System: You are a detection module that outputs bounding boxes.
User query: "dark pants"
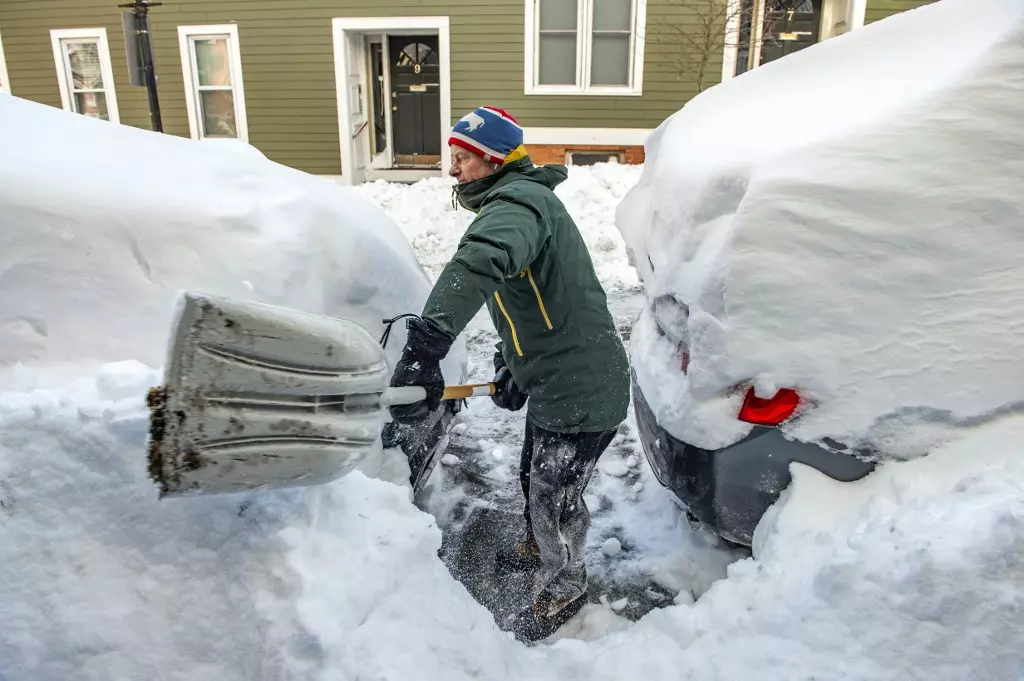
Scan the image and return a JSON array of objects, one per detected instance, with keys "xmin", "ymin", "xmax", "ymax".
[{"xmin": 519, "ymin": 421, "xmax": 618, "ymax": 602}]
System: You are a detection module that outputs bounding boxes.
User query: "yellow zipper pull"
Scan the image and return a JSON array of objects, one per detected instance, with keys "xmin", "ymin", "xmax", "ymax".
[
  {"xmin": 493, "ymin": 291, "xmax": 524, "ymax": 357},
  {"xmin": 526, "ymin": 267, "xmax": 554, "ymax": 330}
]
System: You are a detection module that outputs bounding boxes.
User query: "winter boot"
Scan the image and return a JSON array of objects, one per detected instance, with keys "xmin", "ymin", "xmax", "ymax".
[
  {"xmin": 510, "ymin": 588, "xmax": 586, "ymax": 643},
  {"xmin": 495, "ymin": 532, "xmax": 542, "ymax": 572}
]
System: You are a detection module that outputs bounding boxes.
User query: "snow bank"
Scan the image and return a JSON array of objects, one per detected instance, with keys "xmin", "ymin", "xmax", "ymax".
[
  {"xmin": 3, "ymin": 367, "xmax": 1022, "ymax": 680},
  {"xmin": 0, "ymin": 96, "xmax": 464, "ymax": 387},
  {"xmin": 619, "ymin": 0, "xmax": 1024, "ymax": 453},
  {"xmin": 0, "ymin": 365, "xmax": 523, "ymax": 680},
  {"xmin": 355, "ymin": 163, "xmax": 641, "ymax": 294}
]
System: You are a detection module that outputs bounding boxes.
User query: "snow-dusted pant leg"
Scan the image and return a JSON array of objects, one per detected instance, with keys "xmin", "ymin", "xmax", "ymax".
[{"xmin": 523, "ymin": 423, "xmax": 618, "ymax": 602}]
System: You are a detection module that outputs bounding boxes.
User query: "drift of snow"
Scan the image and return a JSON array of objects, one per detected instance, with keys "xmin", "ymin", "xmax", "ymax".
[
  {"xmin": 354, "ymin": 164, "xmax": 641, "ymax": 295},
  {"xmin": 3, "ymin": 365, "xmax": 1022, "ymax": 679},
  {"xmin": 0, "ymin": 95, "xmax": 465, "ymax": 389},
  {"xmin": 620, "ymin": 0, "xmax": 1024, "ymax": 454}
]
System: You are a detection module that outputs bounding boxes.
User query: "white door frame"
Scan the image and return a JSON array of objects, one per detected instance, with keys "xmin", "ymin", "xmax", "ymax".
[
  {"xmin": 332, "ymin": 16, "xmax": 451, "ymax": 185},
  {"xmin": 0, "ymin": 27, "xmax": 11, "ymax": 94}
]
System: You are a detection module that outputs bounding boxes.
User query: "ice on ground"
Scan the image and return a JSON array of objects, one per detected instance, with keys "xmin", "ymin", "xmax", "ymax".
[
  {"xmin": 620, "ymin": 0, "xmax": 1024, "ymax": 454},
  {"xmin": 0, "ymin": 95, "xmax": 465, "ymax": 388},
  {"xmin": 441, "ymin": 454, "xmax": 462, "ymax": 467},
  {"xmin": 3, "ymin": 367, "xmax": 1023, "ymax": 679}
]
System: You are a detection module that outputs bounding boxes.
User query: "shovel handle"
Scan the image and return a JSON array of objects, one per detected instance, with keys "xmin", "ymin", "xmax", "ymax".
[{"xmin": 384, "ymin": 383, "xmax": 496, "ymax": 406}]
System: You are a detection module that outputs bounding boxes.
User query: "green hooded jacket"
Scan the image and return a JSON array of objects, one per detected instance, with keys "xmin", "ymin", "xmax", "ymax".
[{"xmin": 421, "ymin": 158, "xmax": 629, "ymax": 434}]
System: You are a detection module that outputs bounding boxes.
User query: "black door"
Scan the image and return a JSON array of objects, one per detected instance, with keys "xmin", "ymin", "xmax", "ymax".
[
  {"xmin": 389, "ymin": 35, "xmax": 441, "ymax": 166},
  {"xmin": 760, "ymin": 0, "xmax": 822, "ymax": 65}
]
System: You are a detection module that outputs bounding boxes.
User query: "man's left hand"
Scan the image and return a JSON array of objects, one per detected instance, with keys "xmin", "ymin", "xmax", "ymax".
[{"xmin": 388, "ymin": 317, "xmax": 453, "ymax": 424}]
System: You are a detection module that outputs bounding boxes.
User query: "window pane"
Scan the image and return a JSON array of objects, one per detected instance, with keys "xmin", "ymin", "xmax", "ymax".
[
  {"xmin": 593, "ymin": 0, "xmax": 632, "ymax": 31},
  {"xmin": 65, "ymin": 41, "xmax": 103, "ymax": 90},
  {"xmin": 73, "ymin": 91, "xmax": 109, "ymax": 120},
  {"xmin": 194, "ymin": 38, "xmax": 232, "ymax": 87},
  {"xmin": 538, "ymin": 34, "xmax": 577, "ymax": 85},
  {"xmin": 590, "ymin": 34, "xmax": 630, "ymax": 86},
  {"xmin": 539, "ymin": 0, "xmax": 578, "ymax": 31},
  {"xmin": 199, "ymin": 90, "xmax": 237, "ymax": 137}
]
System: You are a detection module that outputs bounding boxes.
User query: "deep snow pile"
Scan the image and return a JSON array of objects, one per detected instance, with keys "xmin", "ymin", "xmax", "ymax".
[
  {"xmin": 354, "ymin": 163, "xmax": 641, "ymax": 294},
  {"xmin": 619, "ymin": 0, "xmax": 1024, "ymax": 454},
  {"xmin": 4, "ymin": 0, "xmax": 1024, "ymax": 676},
  {"xmin": 0, "ymin": 95, "xmax": 464, "ymax": 388},
  {"xmin": 2, "ymin": 365, "xmax": 1022, "ymax": 680}
]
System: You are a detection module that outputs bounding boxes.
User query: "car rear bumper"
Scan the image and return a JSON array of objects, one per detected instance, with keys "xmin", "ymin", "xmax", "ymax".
[{"xmin": 632, "ymin": 373, "xmax": 874, "ymax": 546}]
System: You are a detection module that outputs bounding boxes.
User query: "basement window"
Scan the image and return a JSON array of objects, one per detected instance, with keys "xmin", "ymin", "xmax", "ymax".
[
  {"xmin": 566, "ymin": 151, "xmax": 623, "ymax": 166},
  {"xmin": 50, "ymin": 28, "xmax": 120, "ymax": 123},
  {"xmin": 178, "ymin": 25, "xmax": 249, "ymax": 141}
]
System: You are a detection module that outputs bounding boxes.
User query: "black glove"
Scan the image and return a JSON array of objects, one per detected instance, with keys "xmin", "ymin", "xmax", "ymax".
[
  {"xmin": 389, "ymin": 317, "xmax": 453, "ymax": 425},
  {"xmin": 491, "ymin": 352, "xmax": 527, "ymax": 412}
]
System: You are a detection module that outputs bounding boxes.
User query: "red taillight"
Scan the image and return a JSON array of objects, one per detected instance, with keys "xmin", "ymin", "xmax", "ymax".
[
  {"xmin": 680, "ymin": 350, "xmax": 690, "ymax": 373},
  {"xmin": 738, "ymin": 387, "xmax": 800, "ymax": 426}
]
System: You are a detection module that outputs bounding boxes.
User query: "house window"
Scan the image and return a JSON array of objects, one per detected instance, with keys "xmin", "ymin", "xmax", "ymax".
[
  {"xmin": 178, "ymin": 25, "xmax": 248, "ymax": 141},
  {"xmin": 525, "ymin": 0, "xmax": 647, "ymax": 96},
  {"xmin": 49, "ymin": 29, "xmax": 120, "ymax": 122}
]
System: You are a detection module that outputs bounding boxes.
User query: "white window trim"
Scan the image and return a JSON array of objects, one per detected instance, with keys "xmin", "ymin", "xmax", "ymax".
[
  {"xmin": 0, "ymin": 27, "xmax": 11, "ymax": 94},
  {"xmin": 524, "ymin": 0, "xmax": 647, "ymax": 96},
  {"xmin": 178, "ymin": 24, "xmax": 249, "ymax": 142},
  {"xmin": 523, "ymin": 127, "xmax": 650, "ymax": 145},
  {"xmin": 49, "ymin": 28, "xmax": 120, "ymax": 123}
]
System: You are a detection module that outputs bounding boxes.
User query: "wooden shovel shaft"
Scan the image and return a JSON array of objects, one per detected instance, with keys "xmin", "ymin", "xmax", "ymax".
[
  {"xmin": 384, "ymin": 383, "xmax": 496, "ymax": 406},
  {"xmin": 442, "ymin": 383, "xmax": 496, "ymax": 400}
]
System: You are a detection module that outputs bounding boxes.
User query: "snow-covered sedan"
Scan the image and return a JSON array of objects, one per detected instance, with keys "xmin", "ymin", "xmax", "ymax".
[
  {"xmin": 0, "ymin": 95, "xmax": 466, "ymax": 490},
  {"xmin": 616, "ymin": 0, "xmax": 1024, "ymax": 546}
]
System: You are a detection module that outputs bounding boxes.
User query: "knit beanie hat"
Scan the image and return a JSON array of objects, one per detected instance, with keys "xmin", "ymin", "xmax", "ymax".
[{"xmin": 449, "ymin": 106, "xmax": 529, "ymax": 166}]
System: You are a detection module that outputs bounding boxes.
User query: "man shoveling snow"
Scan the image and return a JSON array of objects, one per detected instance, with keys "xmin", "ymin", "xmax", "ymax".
[{"xmin": 387, "ymin": 106, "xmax": 630, "ymax": 641}]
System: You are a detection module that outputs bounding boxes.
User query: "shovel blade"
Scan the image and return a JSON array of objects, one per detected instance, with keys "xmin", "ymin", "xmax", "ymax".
[{"xmin": 148, "ymin": 291, "xmax": 391, "ymax": 497}]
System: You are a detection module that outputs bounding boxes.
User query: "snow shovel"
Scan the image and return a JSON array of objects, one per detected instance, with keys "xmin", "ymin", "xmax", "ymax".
[{"xmin": 146, "ymin": 291, "xmax": 494, "ymax": 498}]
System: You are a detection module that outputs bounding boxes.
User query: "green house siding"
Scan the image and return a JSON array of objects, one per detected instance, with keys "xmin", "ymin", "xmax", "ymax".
[
  {"xmin": 0, "ymin": 0, "xmax": 708, "ymax": 174},
  {"xmin": 865, "ymin": 0, "xmax": 936, "ymax": 24}
]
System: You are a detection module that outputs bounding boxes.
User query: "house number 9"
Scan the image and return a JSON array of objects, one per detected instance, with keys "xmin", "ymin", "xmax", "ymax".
[{"xmin": 414, "ymin": 64, "xmax": 421, "ymax": 74}]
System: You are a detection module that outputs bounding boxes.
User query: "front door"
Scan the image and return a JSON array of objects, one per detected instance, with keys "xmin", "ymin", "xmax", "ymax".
[
  {"xmin": 389, "ymin": 35, "xmax": 441, "ymax": 167},
  {"xmin": 760, "ymin": 0, "xmax": 823, "ymax": 64}
]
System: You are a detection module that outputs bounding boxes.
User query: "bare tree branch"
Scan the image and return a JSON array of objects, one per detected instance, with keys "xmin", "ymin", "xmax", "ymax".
[{"xmin": 647, "ymin": 0, "xmax": 784, "ymax": 94}]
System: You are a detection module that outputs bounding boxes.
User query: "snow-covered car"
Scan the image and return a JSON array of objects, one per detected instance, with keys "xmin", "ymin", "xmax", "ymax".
[
  {"xmin": 0, "ymin": 95, "xmax": 467, "ymax": 489},
  {"xmin": 617, "ymin": 0, "xmax": 1024, "ymax": 546}
]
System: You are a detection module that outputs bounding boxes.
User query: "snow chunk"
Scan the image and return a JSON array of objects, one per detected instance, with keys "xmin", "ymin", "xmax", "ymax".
[
  {"xmin": 601, "ymin": 460, "xmax": 630, "ymax": 478},
  {"xmin": 441, "ymin": 454, "xmax": 461, "ymax": 467},
  {"xmin": 601, "ymin": 537, "xmax": 623, "ymax": 557}
]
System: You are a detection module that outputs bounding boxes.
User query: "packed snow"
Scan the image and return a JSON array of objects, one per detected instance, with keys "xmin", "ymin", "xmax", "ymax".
[
  {"xmin": 0, "ymin": 95, "xmax": 465, "ymax": 388},
  {"xmin": 620, "ymin": 0, "xmax": 1024, "ymax": 454},
  {"xmin": 3, "ymin": 0, "xmax": 1024, "ymax": 678},
  {"xmin": 3, "ymin": 365, "xmax": 1022, "ymax": 679}
]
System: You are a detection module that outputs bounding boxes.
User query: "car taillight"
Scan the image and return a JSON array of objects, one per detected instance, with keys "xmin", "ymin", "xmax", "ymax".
[
  {"xmin": 680, "ymin": 350, "xmax": 689, "ymax": 373},
  {"xmin": 738, "ymin": 387, "xmax": 800, "ymax": 426}
]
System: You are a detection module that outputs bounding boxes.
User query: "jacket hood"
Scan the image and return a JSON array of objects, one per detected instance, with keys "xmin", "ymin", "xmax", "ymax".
[{"xmin": 454, "ymin": 158, "xmax": 568, "ymax": 212}]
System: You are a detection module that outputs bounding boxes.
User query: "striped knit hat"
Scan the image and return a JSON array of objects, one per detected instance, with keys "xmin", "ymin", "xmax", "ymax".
[{"xmin": 449, "ymin": 106, "xmax": 529, "ymax": 166}]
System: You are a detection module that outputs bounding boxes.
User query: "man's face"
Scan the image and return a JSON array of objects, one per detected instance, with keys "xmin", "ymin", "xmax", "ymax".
[{"xmin": 449, "ymin": 145, "xmax": 496, "ymax": 184}]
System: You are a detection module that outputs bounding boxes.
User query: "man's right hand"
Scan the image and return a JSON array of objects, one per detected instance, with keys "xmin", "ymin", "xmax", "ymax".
[
  {"xmin": 388, "ymin": 317, "xmax": 452, "ymax": 424},
  {"xmin": 491, "ymin": 353, "xmax": 527, "ymax": 412}
]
